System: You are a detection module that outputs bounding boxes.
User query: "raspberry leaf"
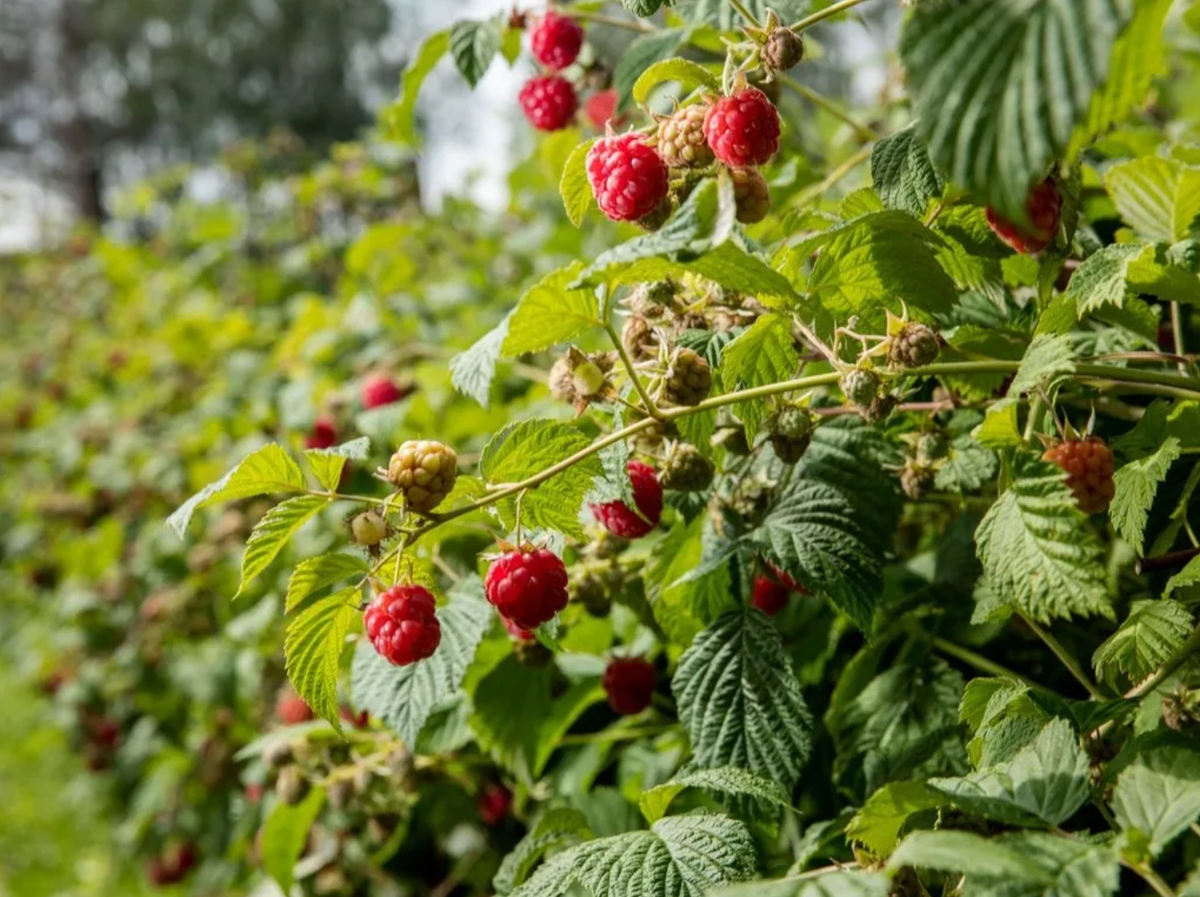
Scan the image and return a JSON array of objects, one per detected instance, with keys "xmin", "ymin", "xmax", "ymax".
[
  {"xmin": 304, "ymin": 436, "xmax": 370, "ymax": 492},
  {"xmin": 1110, "ymin": 436, "xmax": 1181, "ymax": 554},
  {"xmin": 1112, "ymin": 747, "xmax": 1200, "ymax": 857},
  {"xmin": 673, "ymin": 609, "xmax": 813, "ymax": 791},
  {"xmin": 236, "ymin": 494, "xmax": 331, "ymax": 598},
  {"xmin": 560, "ymin": 140, "xmax": 597, "ymax": 227},
  {"xmin": 168, "ymin": 443, "xmax": 307, "ymax": 537},
  {"xmin": 870, "ymin": 124, "xmax": 945, "ymax": 219},
  {"xmin": 380, "ymin": 30, "xmax": 449, "ymax": 145},
  {"xmin": 449, "ymin": 19, "xmax": 499, "ymax": 89},
  {"xmin": 502, "ymin": 263, "xmax": 601, "ymax": 355},
  {"xmin": 645, "ymin": 516, "xmax": 737, "ymax": 644},
  {"xmin": 1106, "ymin": 156, "xmax": 1200, "ymax": 244},
  {"xmin": 720, "ymin": 314, "xmax": 799, "ymax": 440},
  {"xmin": 613, "ymin": 29, "xmax": 689, "ymax": 111},
  {"xmin": 494, "ymin": 808, "xmax": 592, "ymax": 896},
  {"xmin": 285, "ymin": 551, "xmax": 370, "ymax": 613},
  {"xmin": 1092, "ymin": 599, "xmax": 1193, "ymax": 689},
  {"xmin": 350, "ymin": 579, "xmax": 491, "ymax": 746},
  {"xmin": 284, "ymin": 587, "xmax": 358, "ymax": 732},
  {"xmin": 632, "ymin": 59, "xmax": 720, "ymax": 106},
  {"xmin": 846, "ymin": 781, "xmax": 944, "ymax": 857},
  {"xmin": 451, "ymin": 316, "xmax": 511, "ymax": 407},
  {"xmin": 1166, "ymin": 554, "xmax": 1200, "ymax": 599},
  {"xmin": 639, "ymin": 766, "xmax": 791, "ymax": 824},
  {"xmin": 260, "ymin": 786, "xmax": 326, "ymax": 892},
  {"xmin": 511, "ymin": 813, "xmax": 756, "ymax": 897}
]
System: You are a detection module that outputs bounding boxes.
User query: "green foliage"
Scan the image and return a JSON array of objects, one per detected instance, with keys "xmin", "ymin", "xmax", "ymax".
[
  {"xmin": 261, "ymin": 787, "xmax": 327, "ymax": 891},
  {"xmin": 1093, "ymin": 600, "xmax": 1193, "ymax": 689},
  {"xmin": 284, "ymin": 587, "xmax": 358, "ymax": 730},
  {"xmin": 1112, "ymin": 747, "xmax": 1200, "ymax": 857},
  {"xmin": 870, "ymin": 124, "xmax": 945, "ymax": 219}
]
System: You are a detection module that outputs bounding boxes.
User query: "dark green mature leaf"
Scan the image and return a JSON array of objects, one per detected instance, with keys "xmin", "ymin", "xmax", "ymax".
[
  {"xmin": 449, "ymin": 19, "xmax": 499, "ymax": 88},
  {"xmin": 901, "ymin": 0, "xmax": 1134, "ymax": 224},
  {"xmin": 720, "ymin": 314, "xmax": 799, "ymax": 439},
  {"xmin": 285, "ymin": 551, "xmax": 369, "ymax": 613},
  {"xmin": 480, "ymin": 420, "xmax": 603, "ymax": 538},
  {"xmin": 673, "ymin": 610, "xmax": 812, "ymax": 790},
  {"xmin": 168, "ymin": 443, "xmax": 306, "ymax": 537},
  {"xmin": 1113, "ymin": 747, "xmax": 1200, "ymax": 856},
  {"xmin": 284, "ymin": 588, "xmax": 357, "ymax": 731},
  {"xmin": 975, "ymin": 455, "xmax": 1111, "ymax": 623},
  {"xmin": 677, "ymin": 0, "xmax": 808, "ymax": 30},
  {"xmin": 1110, "ymin": 437, "xmax": 1181, "ymax": 554},
  {"xmin": 512, "ymin": 813, "xmax": 757, "ymax": 897},
  {"xmin": 261, "ymin": 786, "xmax": 326, "ymax": 892},
  {"xmin": 502, "ymin": 263, "xmax": 600, "ymax": 355},
  {"xmin": 495, "ymin": 808, "xmax": 592, "ymax": 895},
  {"xmin": 1092, "ymin": 599, "xmax": 1192, "ymax": 689},
  {"xmin": 870, "ymin": 124, "xmax": 945, "ymax": 218},
  {"xmin": 640, "ymin": 766, "xmax": 791, "ymax": 824},
  {"xmin": 622, "ymin": 0, "xmax": 666, "ymax": 19},
  {"xmin": 714, "ymin": 873, "xmax": 889, "ymax": 897},
  {"xmin": 237, "ymin": 495, "xmax": 330, "ymax": 597},
  {"xmin": 645, "ymin": 516, "xmax": 736, "ymax": 644},
  {"xmin": 351, "ymin": 579, "xmax": 492, "ymax": 746},
  {"xmin": 451, "ymin": 316, "xmax": 510, "ymax": 407}
]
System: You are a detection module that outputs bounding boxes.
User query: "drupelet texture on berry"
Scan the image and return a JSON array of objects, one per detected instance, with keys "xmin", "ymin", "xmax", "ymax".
[
  {"xmin": 840, "ymin": 368, "xmax": 879, "ymax": 408},
  {"xmin": 603, "ymin": 657, "xmax": 656, "ymax": 715},
  {"xmin": 520, "ymin": 75, "xmax": 578, "ymax": 131},
  {"xmin": 703, "ymin": 88, "xmax": 781, "ymax": 168},
  {"xmin": 661, "ymin": 442, "xmax": 715, "ymax": 492},
  {"xmin": 986, "ymin": 177, "xmax": 1062, "ymax": 254},
  {"xmin": 350, "ymin": 510, "xmax": 388, "ymax": 546},
  {"xmin": 590, "ymin": 460, "xmax": 663, "ymax": 538},
  {"xmin": 1042, "ymin": 437, "xmax": 1116, "ymax": 514},
  {"xmin": 763, "ymin": 28, "xmax": 804, "ymax": 72},
  {"xmin": 364, "ymin": 584, "xmax": 442, "ymax": 666},
  {"xmin": 585, "ymin": 88, "xmax": 620, "ymax": 130},
  {"xmin": 387, "ymin": 440, "xmax": 457, "ymax": 512},
  {"xmin": 663, "ymin": 346, "xmax": 713, "ymax": 406},
  {"xmin": 361, "ymin": 373, "xmax": 404, "ymax": 409},
  {"xmin": 484, "ymin": 547, "xmax": 569, "ymax": 630},
  {"xmin": 766, "ymin": 405, "xmax": 814, "ymax": 464},
  {"xmin": 888, "ymin": 322, "xmax": 940, "ymax": 368},
  {"xmin": 752, "ymin": 575, "xmax": 789, "ymax": 616},
  {"xmin": 730, "ymin": 166, "xmax": 771, "ymax": 223},
  {"xmin": 586, "ymin": 133, "xmax": 670, "ymax": 222},
  {"xmin": 656, "ymin": 104, "xmax": 714, "ymax": 168},
  {"xmin": 530, "ymin": 12, "xmax": 583, "ymax": 70}
]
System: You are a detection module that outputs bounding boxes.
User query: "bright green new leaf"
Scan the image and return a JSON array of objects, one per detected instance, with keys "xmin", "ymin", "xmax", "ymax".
[
  {"xmin": 305, "ymin": 436, "xmax": 370, "ymax": 492},
  {"xmin": 284, "ymin": 587, "xmax": 358, "ymax": 731},
  {"xmin": 1113, "ymin": 747, "xmax": 1200, "ymax": 856},
  {"xmin": 261, "ymin": 786, "xmax": 326, "ymax": 892},
  {"xmin": 502, "ymin": 263, "xmax": 600, "ymax": 356},
  {"xmin": 381, "ymin": 30, "xmax": 450, "ymax": 146},
  {"xmin": 285, "ymin": 551, "xmax": 369, "ymax": 613},
  {"xmin": 639, "ymin": 766, "xmax": 791, "ymax": 824},
  {"xmin": 632, "ymin": 58, "xmax": 719, "ymax": 105},
  {"xmin": 1106, "ymin": 156, "xmax": 1200, "ymax": 243},
  {"xmin": 720, "ymin": 314, "xmax": 798, "ymax": 438},
  {"xmin": 1110, "ymin": 437, "xmax": 1181, "ymax": 554},
  {"xmin": 236, "ymin": 494, "xmax": 330, "ymax": 598},
  {"xmin": 168, "ymin": 443, "xmax": 307, "ymax": 537},
  {"xmin": 845, "ymin": 781, "xmax": 943, "ymax": 856},
  {"xmin": 1092, "ymin": 599, "xmax": 1192, "ymax": 689},
  {"xmin": 560, "ymin": 140, "xmax": 597, "ymax": 228}
]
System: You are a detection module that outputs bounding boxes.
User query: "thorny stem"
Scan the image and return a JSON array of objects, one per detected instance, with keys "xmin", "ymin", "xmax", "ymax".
[
  {"xmin": 605, "ymin": 321, "xmax": 663, "ymax": 419},
  {"xmin": 790, "ymin": 0, "xmax": 873, "ymax": 32},
  {"xmin": 778, "ymin": 76, "xmax": 878, "ymax": 141},
  {"xmin": 1020, "ymin": 614, "xmax": 1107, "ymax": 700}
]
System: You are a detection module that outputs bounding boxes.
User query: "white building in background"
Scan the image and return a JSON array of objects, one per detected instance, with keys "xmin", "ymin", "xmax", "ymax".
[{"xmin": 0, "ymin": 168, "xmax": 75, "ymax": 253}]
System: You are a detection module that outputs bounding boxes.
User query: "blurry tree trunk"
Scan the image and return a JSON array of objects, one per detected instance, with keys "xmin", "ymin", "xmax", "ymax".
[{"xmin": 59, "ymin": 0, "xmax": 104, "ymax": 222}]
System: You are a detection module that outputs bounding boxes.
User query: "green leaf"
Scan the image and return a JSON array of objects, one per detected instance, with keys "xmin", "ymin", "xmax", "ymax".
[
  {"xmin": 495, "ymin": 808, "xmax": 592, "ymax": 896},
  {"xmin": 261, "ymin": 786, "xmax": 326, "ymax": 892},
  {"xmin": 901, "ymin": 0, "xmax": 1135, "ymax": 224},
  {"xmin": 673, "ymin": 609, "xmax": 813, "ymax": 791},
  {"xmin": 935, "ymin": 435, "xmax": 998, "ymax": 493},
  {"xmin": 561, "ymin": 140, "xmax": 597, "ymax": 228},
  {"xmin": 622, "ymin": 0, "xmax": 665, "ymax": 17},
  {"xmin": 502, "ymin": 263, "xmax": 600, "ymax": 355},
  {"xmin": 1092, "ymin": 599, "xmax": 1192, "ymax": 689},
  {"xmin": 305, "ymin": 436, "xmax": 371, "ymax": 492},
  {"xmin": 351, "ymin": 579, "xmax": 491, "ymax": 746},
  {"xmin": 1113, "ymin": 747, "xmax": 1200, "ymax": 856},
  {"xmin": 719, "ymin": 314, "xmax": 799, "ymax": 439},
  {"xmin": 975, "ymin": 455, "xmax": 1111, "ymax": 623},
  {"xmin": 236, "ymin": 495, "xmax": 330, "ymax": 598},
  {"xmin": 168, "ymin": 443, "xmax": 306, "ymax": 537},
  {"xmin": 511, "ymin": 813, "xmax": 756, "ymax": 897},
  {"xmin": 677, "ymin": 0, "xmax": 808, "ymax": 30},
  {"xmin": 1167, "ymin": 555, "xmax": 1200, "ymax": 598},
  {"xmin": 1106, "ymin": 156, "xmax": 1200, "ymax": 243},
  {"xmin": 381, "ymin": 30, "xmax": 450, "ymax": 146},
  {"xmin": 1008, "ymin": 334, "xmax": 1076, "ymax": 398},
  {"xmin": 284, "ymin": 588, "xmax": 357, "ymax": 732},
  {"xmin": 451, "ymin": 316, "xmax": 510, "ymax": 407},
  {"xmin": 644, "ymin": 516, "xmax": 737, "ymax": 645},
  {"xmin": 846, "ymin": 781, "xmax": 944, "ymax": 856},
  {"xmin": 480, "ymin": 420, "xmax": 602, "ymax": 539},
  {"xmin": 928, "ymin": 719, "xmax": 1090, "ymax": 827},
  {"xmin": 1065, "ymin": 243, "xmax": 1144, "ymax": 316},
  {"xmin": 640, "ymin": 766, "xmax": 791, "ymax": 824},
  {"xmin": 712, "ymin": 872, "xmax": 889, "ymax": 897},
  {"xmin": 1110, "ymin": 437, "xmax": 1181, "ymax": 554},
  {"xmin": 614, "ymin": 29, "xmax": 688, "ymax": 109},
  {"xmin": 870, "ymin": 124, "xmax": 945, "ymax": 218},
  {"xmin": 449, "ymin": 19, "xmax": 499, "ymax": 88},
  {"xmin": 632, "ymin": 59, "xmax": 720, "ymax": 105},
  {"xmin": 285, "ymin": 551, "xmax": 370, "ymax": 613},
  {"xmin": 806, "ymin": 211, "xmax": 958, "ymax": 324}
]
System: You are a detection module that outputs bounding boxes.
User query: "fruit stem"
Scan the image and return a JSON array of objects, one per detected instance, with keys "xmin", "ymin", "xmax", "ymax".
[
  {"xmin": 929, "ymin": 635, "xmax": 1049, "ymax": 693},
  {"xmin": 605, "ymin": 321, "xmax": 664, "ymax": 419},
  {"xmin": 777, "ymin": 76, "xmax": 878, "ymax": 141},
  {"xmin": 1019, "ymin": 613, "xmax": 1107, "ymax": 700},
  {"xmin": 1171, "ymin": 301, "xmax": 1189, "ymax": 375},
  {"xmin": 559, "ymin": 9, "xmax": 653, "ymax": 32},
  {"xmin": 790, "ymin": 0, "xmax": 872, "ymax": 32},
  {"xmin": 726, "ymin": 0, "xmax": 762, "ymax": 28}
]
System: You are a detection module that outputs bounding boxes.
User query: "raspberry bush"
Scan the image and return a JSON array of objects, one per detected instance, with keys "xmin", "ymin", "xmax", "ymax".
[{"xmin": 5, "ymin": 2, "xmax": 1200, "ymax": 897}]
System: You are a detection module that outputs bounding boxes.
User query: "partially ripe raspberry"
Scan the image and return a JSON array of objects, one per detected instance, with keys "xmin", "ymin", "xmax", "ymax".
[
  {"xmin": 603, "ymin": 657, "xmax": 656, "ymax": 715},
  {"xmin": 766, "ymin": 406, "xmax": 814, "ymax": 464},
  {"xmin": 840, "ymin": 368, "xmax": 879, "ymax": 408},
  {"xmin": 275, "ymin": 690, "xmax": 314, "ymax": 725},
  {"xmin": 364, "ymin": 584, "xmax": 442, "ymax": 666},
  {"xmin": 350, "ymin": 510, "xmax": 388, "ymax": 546},
  {"xmin": 585, "ymin": 88, "xmax": 621, "ymax": 130},
  {"xmin": 763, "ymin": 28, "xmax": 804, "ymax": 71},
  {"xmin": 703, "ymin": 89, "xmax": 781, "ymax": 168},
  {"xmin": 590, "ymin": 460, "xmax": 663, "ymax": 538},
  {"xmin": 986, "ymin": 177, "xmax": 1062, "ymax": 254},
  {"xmin": 587, "ymin": 133, "xmax": 670, "ymax": 222},
  {"xmin": 730, "ymin": 166, "xmax": 771, "ymax": 223},
  {"xmin": 362, "ymin": 373, "xmax": 404, "ymax": 409},
  {"xmin": 657, "ymin": 104, "xmax": 714, "ymax": 168},
  {"xmin": 520, "ymin": 75, "xmax": 578, "ymax": 131},
  {"xmin": 752, "ymin": 575, "xmax": 789, "ymax": 616},
  {"xmin": 661, "ymin": 442, "xmax": 715, "ymax": 492},
  {"xmin": 531, "ymin": 12, "xmax": 584, "ymax": 70},
  {"xmin": 387, "ymin": 440, "xmax": 458, "ymax": 512},
  {"xmin": 485, "ymin": 547, "xmax": 569, "ymax": 630},
  {"xmin": 888, "ymin": 322, "xmax": 940, "ymax": 368},
  {"xmin": 478, "ymin": 782, "xmax": 512, "ymax": 825},
  {"xmin": 663, "ymin": 346, "xmax": 713, "ymax": 406},
  {"xmin": 305, "ymin": 417, "xmax": 338, "ymax": 449},
  {"xmin": 1042, "ymin": 437, "xmax": 1115, "ymax": 515}
]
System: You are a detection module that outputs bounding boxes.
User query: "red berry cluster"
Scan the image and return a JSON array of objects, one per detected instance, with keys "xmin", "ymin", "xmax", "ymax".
[
  {"xmin": 1042, "ymin": 437, "xmax": 1115, "ymax": 515},
  {"xmin": 478, "ymin": 781, "xmax": 512, "ymax": 825},
  {"xmin": 362, "ymin": 372, "xmax": 406, "ymax": 409},
  {"xmin": 484, "ymin": 547, "xmax": 570, "ymax": 630},
  {"xmin": 603, "ymin": 657, "xmax": 656, "ymax": 715},
  {"xmin": 364, "ymin": 584, "xmax": 442, "ymax": 666},
  {"xmin": 752, "ymin": 565, "xmax": 808, "ymax": 617},
  {"xmin": 590, "ymin": 460, "xmax": 663, "ymax": 538},
  {"xmin": 275, "ymin": 688, "xmax": 315, "ymax": 725},
  {"xmin": 518, "ymin": 12, "xmax": 615, "ymax": 133},
  {"xmin": 986, "ymin": 177, "xmax": 1062, "ymax": 255},
  {"xmin": 146, "ymin": 842, "xmax": 198, "ymax": 887}
]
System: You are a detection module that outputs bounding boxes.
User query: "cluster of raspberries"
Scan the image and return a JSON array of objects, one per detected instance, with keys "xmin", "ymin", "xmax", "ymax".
[{"xmin": 517, "ymin": 13, "xmax": 618, "ymax": 133}]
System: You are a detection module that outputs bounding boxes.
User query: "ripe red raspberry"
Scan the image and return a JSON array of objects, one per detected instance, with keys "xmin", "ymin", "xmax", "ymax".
[
  {"xmin": 590, "ymin": 460, "xmax": 663, "ymax": 538},
  {"xmin": 485, "ymin": 547, "xmax": 569, "ymax": 630},
  {"xmin": 364, "ymin": 585, "xmax": 442, "ymax": 666},
  {"xmin": 305, "ymin": 416, "xmax": 338, "ymax": 449},
  {"xmin": 603, "ymin": 657, "xmax": 656, "ymax": 715},
  {"xmin": 502, "ymin": 615, "xmax": 536, "ymax": 642},
  {"xmin": 703, "ymin": 88, "xmax": 781, "ymax": 168},
  {"xmin": 274, "ymin": 690, "xmax": 313, "ymax": 725},
  {"xmin": 585, "ymin": 88, "xmax": 621, "ymax": 130},
  {"xmin": 340, "ymin": 706, "xmax": 370, "ymax": 728},
  {"xmin": 478, "ymin": 782, "xmax": 512, "ymax": 825},
  {"xmin": 361, "ymin": 373, "xmax": 404, "ymax": 409},
  {"xmin": 586, "ymin": 133, "xmax": 670, "ymax": 222},
  {"xmin": 752, "ymin": 575, "xmax": 789, "ymax": 616},
  {"xmin": 986, "ymin": 177, "xmax": 1062, "ymax": 254},
  {"xmin": 530, "ymin": 12, "xmax": 583, "ymax": 70},
  {"xmin": 1042, "ymin": 437, "xmax": 1115, "ymax": 515},
  {"xmin": 520, "ymin": 75, "xmax": 578, "ymax": 131},
  {"xmin": 765, "ymin": 561, "xmax": 809, "ymax": 595}
]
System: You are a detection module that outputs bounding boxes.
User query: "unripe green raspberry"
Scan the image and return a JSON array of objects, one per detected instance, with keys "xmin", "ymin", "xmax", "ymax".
[
  {"xmin": 657, "ymin": 104, "xmax": 715, "ymax": 168},
  {"xmin": 840, "ymin": 368, "xmax": 879, "ymax": 407},
  {"xmin": 762, "ymin": 28, "xmax": 804, "ymax": 71},
  {"xmin": 730, "ymin": 167, "xmax": 771, "ymax": 224},
  {"xmin": 916, "ymin": 430, "xmax": 949, "ymax": 465},
  {"xmin": 766, "ymin": 406, "xmax": 815, "ymax": 464},
  {"xmin": 387, "ymin": 441, "xmax": 458, "ymax": 513},
  {"xmin": 572, "ymin": 359, "xmax": 607, "ymax": 398},
  {"xmin": 350, "ymin": 510, "xmax": 388, "ymax": 546},
  {"xmin": 888, "ymin": 322, "xmax": 940, "ymax": 368},
  {"xmin": 900, "ymin": 460, "xmax": 936, "ymax": 500},
  {"xmin": 661, "ymin": 442, "xmax": 715, "ymax": 491},
  {"xmin": 663, "ymin": 347, "xmax": 712, "ymax": 406},
  {"xmin": 276, "ymin": 765, "xmax": 310, "ymax": 805}
]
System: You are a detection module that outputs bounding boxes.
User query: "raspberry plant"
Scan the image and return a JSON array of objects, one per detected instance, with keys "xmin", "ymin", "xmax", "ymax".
[{"xmin": 5, "ymin": 2, "xmax": 1200, "ymax": 896}]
